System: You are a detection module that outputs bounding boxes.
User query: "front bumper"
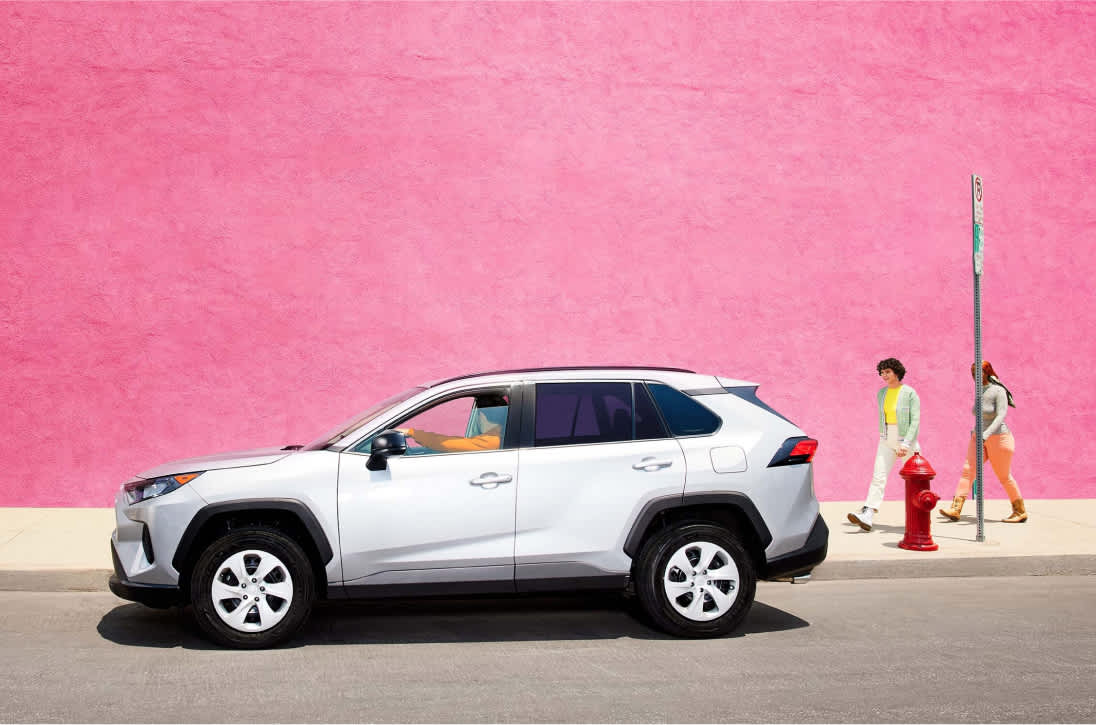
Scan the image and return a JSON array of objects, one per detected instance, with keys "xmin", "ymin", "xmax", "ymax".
[
  {"xmin": 109, "ymin": 539, "xmax": 181, "ymax": 608},
  {"xmin": 109, "ymin": 481, "xmax": 206, "ymax": 602},
  {"xmin": 760, "ymin": 513, "xmax": 828, "ymax": 580}
]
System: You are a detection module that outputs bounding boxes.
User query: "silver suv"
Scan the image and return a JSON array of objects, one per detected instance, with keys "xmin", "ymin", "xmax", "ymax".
[{"xmin": 109, "ymin": 367, "xmax": 827, "ymax": 648}]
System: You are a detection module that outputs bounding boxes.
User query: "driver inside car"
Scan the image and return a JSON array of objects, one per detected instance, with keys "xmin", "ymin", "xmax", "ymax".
[{"xmin": 397, "ymin": 396, "xmax": 508, "ymax": 452}]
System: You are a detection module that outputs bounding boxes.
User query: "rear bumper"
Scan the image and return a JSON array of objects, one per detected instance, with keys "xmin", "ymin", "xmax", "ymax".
[
  {"xmin": 109, "ymin": 540, "xmax": 181, "ymax": 608},
  {"xmin": 760, "ymin": 513, "xmax": 828, "ymax": 580}
]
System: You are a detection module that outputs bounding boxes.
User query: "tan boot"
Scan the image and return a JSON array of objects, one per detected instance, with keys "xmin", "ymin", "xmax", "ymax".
[
  {"xmin": 1002, "ymin": 498, "xmax": 1028, "ymax": 523},
  {"xmin": 940, "ymin": 495, "xmax": 966, "ymax": 521}
]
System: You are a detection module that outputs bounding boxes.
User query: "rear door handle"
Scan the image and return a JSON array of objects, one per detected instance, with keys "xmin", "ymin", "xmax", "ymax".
[
  {"xmin": 632, "ymin": 457, "xmax": 673, "ymax": 472},
  {"xmin": 469, "ymin": 472, "xmax": 513, "ymax": 489}
]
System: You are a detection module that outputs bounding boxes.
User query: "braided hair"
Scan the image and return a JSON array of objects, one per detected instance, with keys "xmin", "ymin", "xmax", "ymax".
[{"xmin": 975, "ymin": 361, "xmax": 1016, "ymax": 408}]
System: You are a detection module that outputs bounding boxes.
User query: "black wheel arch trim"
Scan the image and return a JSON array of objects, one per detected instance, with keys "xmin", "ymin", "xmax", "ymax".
[
  {"xmin": 172, "ymin": 499, "xmax": 335, "ymax": 572},
  {"xmin": 623, "ymin": 492, "xmax": 774, "ymax": 558}
]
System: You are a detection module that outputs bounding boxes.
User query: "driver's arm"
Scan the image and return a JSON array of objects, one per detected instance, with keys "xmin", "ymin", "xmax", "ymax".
[{"xmin": 405, "ymin": 428, "xmax": 500, "ymax": 452}]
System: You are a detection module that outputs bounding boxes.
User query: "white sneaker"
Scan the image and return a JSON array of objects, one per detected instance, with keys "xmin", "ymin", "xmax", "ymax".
[{"xmin": 847, "ymin": 506, "xmax": 874, "ymax": 532}]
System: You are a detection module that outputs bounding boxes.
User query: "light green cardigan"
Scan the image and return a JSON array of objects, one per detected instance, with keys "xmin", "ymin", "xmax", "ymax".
[{"xmin": 877, "ymin": 384, "xmax": 921, "ymax": 449}]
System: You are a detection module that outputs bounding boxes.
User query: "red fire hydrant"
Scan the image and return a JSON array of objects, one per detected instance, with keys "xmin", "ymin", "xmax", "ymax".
[{"xmin": 898, "ymin": 453, "xmax": 940, "ymax": 551}]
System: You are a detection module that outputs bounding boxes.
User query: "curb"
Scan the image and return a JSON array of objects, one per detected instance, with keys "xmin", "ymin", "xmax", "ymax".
[
  {"xmin": 809, "ymin": 554, "xmax": 1096, "ymax": 581},
  {"xmin": 2, "ymin": 557, "xmax": 1096, "ymax": 594},
  {"xmin": 0, "ymin": 569, "xmax": 112, "ymax": 593}
]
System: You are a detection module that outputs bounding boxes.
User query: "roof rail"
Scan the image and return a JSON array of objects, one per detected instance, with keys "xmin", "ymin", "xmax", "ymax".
[{"xmin": 427, "ymin": 366, "xmax": 697, "ymax": 387}]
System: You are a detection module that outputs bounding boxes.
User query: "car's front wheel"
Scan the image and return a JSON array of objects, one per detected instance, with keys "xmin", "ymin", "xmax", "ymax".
[
  {"xmin": 635, "ymin": 522, "xmax": 756, "ymax": 638},
  {"xmin": 190, "ymin": 527, "xmax": 314, "ymax": 648}
]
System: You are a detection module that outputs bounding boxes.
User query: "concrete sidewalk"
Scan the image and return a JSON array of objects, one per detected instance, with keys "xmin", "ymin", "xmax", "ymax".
[
  {"xmin": 815, "ymin": 499, "xmax": 1096, "ymax": 580},
  {"xmin": 1, "ymin": 500, "xmax": 1094, "ymax": 592}
]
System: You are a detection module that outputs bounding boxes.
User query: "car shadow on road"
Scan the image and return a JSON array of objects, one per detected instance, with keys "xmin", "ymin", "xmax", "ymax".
[{"xmin": 97, "ymin": 592, "xmax": 809, "ymax": 649}]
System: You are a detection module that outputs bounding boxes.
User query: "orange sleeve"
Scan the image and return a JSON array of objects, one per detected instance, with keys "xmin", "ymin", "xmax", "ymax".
[{"xmin": 406, "ymin": 429, "xmax": 501, "ymax": 452}]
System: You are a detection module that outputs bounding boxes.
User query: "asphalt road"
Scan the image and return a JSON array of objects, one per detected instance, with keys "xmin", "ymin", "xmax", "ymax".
[{"xmin": 1, "ymin": 576, "xmax": 1093, "ymax": 723}]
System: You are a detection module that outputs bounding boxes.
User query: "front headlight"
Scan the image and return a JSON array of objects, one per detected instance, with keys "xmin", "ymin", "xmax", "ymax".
[{"xmin": 124, "ymin": 472, "xmax": 204, "ymax": 505}]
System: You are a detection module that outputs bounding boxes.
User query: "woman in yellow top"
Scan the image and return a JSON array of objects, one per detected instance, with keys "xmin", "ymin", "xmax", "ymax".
[{"xmin": 848, "ymin": 357, "xmax": 922, "ymax": 532}]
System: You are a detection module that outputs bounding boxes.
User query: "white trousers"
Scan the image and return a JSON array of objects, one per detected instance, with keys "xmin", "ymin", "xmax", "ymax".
[{"xmin": 864, "ymin": 425, "xmax": 918, "ymax": 511}]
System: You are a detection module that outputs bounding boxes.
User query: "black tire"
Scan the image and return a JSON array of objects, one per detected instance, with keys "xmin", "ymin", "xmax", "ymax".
[
  {"xmin": 190, "ymin": 526, "xmax": 315, "ymax": 649},
  {"xmin": 634, "ymin": 522, "xmax": 756, "ymax": 638}
]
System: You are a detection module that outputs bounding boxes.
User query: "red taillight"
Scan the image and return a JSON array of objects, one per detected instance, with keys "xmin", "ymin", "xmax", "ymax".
[
  {"xmin": 768, "ymin": 437, "xmax": 818, "ymax": 467},
  {"xmin": 788, "ymin": 439, "xmax": 818, "ymax": 462}
]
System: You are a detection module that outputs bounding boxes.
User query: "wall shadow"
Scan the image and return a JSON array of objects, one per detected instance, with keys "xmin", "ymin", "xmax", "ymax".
[
  {"xmin": 98, "ymin": 592, "xmax": 809, "ymax": 649},
  {"xmin": 839, "ymin": 514, "xmax": 980, "ymax": 546}
]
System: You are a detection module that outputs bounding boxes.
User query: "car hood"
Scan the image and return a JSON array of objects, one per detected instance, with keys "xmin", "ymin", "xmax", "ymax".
[{"xmin": 137, "ymin": 447, "xmax": 294, "ymax": 479}]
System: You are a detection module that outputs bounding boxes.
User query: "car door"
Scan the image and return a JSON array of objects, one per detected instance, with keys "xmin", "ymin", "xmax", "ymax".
[
  {"xmin": 514, "ymin": 380, "xmax": 686, "ymax": 587},
  {"xmin": 337, "ymin": 386, "xmax": 519, "ymax": 594}
]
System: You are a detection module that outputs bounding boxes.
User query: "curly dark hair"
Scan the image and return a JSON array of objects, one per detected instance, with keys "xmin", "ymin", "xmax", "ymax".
[{"xmin": 876, "ymin": 358, "xmax": 906, "ymax": 381}]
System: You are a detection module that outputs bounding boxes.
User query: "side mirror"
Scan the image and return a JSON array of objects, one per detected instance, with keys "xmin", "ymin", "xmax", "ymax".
[{"xmin": 366, "ymin": 430, "xmax": 407, "ymax": 471}]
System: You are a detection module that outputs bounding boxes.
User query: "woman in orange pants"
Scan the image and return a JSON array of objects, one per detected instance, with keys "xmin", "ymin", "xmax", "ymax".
[{"xmin": 940, "ymin": 361, "xmax": 1026, "ymax": 523}]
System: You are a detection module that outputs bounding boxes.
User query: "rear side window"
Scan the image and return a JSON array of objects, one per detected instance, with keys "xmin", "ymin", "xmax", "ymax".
[
  {"xmin": 534, "ymin": 382, "xmax": 634, "ymax": 446},
  {"xmin": 648, "ymin": 383, "xmax": 721, "ymax": 436}
]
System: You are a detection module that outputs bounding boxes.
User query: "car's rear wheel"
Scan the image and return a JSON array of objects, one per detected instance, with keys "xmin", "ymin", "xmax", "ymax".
[
  {"xmin": 635, "ymin": 522, "xmax": 756, "ymax": 638},
  {"xmin": 190, "ymin": 527, "xmax": 314, "ymax": 648}
]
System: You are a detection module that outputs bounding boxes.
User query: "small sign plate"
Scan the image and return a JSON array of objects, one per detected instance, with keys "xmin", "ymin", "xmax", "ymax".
[
  {"xmin": 972, "ymin": 175, "xmax": 984, "ymax": 225},
  {"xmin": 974, "ymin": 226, "xmax": 984, "ymax": 275},
  {"xmin": 972, "ymin": 175, "xmax": 985, "ymax": 275}
]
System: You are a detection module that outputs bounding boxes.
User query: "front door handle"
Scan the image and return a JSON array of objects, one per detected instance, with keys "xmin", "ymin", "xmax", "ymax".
[
  {"xmin": 632, "ymin": 457, "xmax": 673, "ymax": 472},
  {"xmin": 469, "ymin": 472, "xmax": 513, "ymax": 489}
]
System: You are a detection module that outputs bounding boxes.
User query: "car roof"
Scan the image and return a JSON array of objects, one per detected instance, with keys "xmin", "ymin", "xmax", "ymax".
[
  {"xmin": 424, "ymin": 366, "xmax": 690, "ymax": 386},
  {"xmin": 420, "ymin": 367, "xmax": 757, "ymax": 392}
]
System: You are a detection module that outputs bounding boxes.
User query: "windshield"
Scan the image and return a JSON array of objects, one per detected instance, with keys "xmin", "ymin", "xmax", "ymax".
[{"xmin": 302, "ymin": 386, "xmax": 426, "ymax": 450}]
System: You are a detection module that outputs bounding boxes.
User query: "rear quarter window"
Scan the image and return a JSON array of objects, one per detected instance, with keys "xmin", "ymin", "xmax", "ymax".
[{"xmin": 648, "ymin": 383, "xmax": 721, "ymax": 436}]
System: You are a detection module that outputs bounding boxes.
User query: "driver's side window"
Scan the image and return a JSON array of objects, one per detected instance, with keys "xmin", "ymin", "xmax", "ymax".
[
  {"xmin": 353, "ymin": 390, "xmax": 510, "ymax": 456},
  {"xmin": 401, "ymin": 396, "xmax": 478, "ymax": 455}
]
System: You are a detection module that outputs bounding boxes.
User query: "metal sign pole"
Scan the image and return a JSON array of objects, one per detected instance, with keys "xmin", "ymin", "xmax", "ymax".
[{"xmin": 972, "ymin": 174, "xmax": 985, "ymax": 542}]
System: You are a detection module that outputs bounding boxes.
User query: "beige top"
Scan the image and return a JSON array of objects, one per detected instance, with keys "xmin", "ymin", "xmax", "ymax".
[{"xmin": 974, "ymin": 384, "xmax": 1010, "ymax": 437}]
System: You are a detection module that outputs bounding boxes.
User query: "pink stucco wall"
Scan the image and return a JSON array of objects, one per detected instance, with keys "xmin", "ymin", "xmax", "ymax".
[{"xmin": 3, "ymin": 2, "xmax": 1095, "ymax": 507}]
